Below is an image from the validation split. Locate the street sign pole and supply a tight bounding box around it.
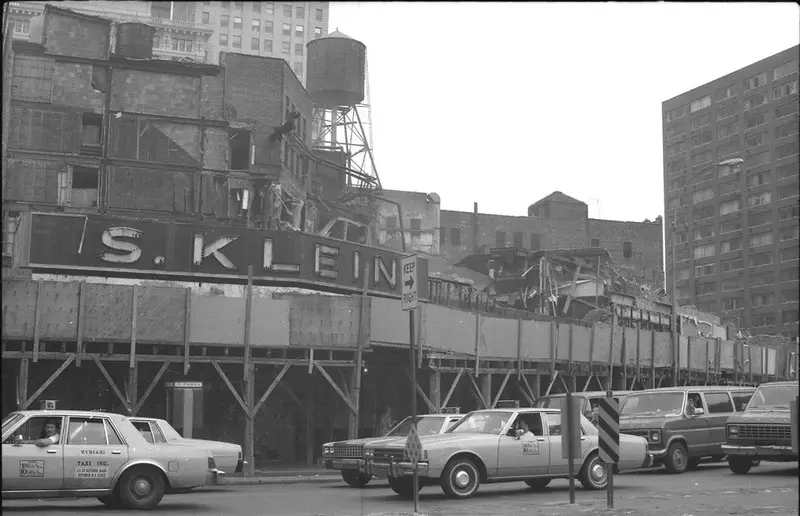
[561,391,581,504]
[598,391,620,510]
[401,255,420,513]
[566,392,575,504]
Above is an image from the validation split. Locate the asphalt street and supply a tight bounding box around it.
[3,463,798,516]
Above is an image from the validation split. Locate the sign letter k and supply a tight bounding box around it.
[193,234,239,270]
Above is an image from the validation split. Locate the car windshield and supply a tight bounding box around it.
[386,416,445,437]
[446,411,513,435]
[621,392,684,416]
[154,420,184,440]
[2,413,23,436]
[747,385,798,410]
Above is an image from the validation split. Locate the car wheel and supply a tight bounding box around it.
[117,466,166,510]
[728,457,752,475]
[388,477,421,498]
[440,457,481,499]
[97,495,123,508]
[579,452,608,490]
[341,470,372,488]
[524,478,551,490]
[664,442,689,474]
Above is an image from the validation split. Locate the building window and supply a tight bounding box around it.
[495,231,506,248]
[690,95,711,113]
[695,282,716,296]
[752,313,777,327]
[451,228,461,246]
[773,74,798,101]
[11,56,54,102]
[386,216,397,233]
[745,112,767,130]
[693,225,714,241]
[778,182,799,200]
[221,14,229,26]
[749,231,773,248]
[265,21,273,33]
[717,122,738,139]
[295,43,303,55]
[695,263,715,277]
[409,219,421,233]
[720,257,744,272]
[780,226,799,241]
[13,19,31,34]
[316,8,324,21]
[264,39,272,52]
[691,150,713,166]
[295,25,304,37]
[152,35,160,48]
[690,113,711,130]
[779,204,800,220]
[283,4,292,17]
[513,231,523,248]
[252,19,261,31]
[220,33,228,45]
[773,59,798,81]
[265,2,274,15]
[780,246,799,262]
[717,142,739,159]
[782,289,800,304]
[293,62,303,79]
[720,237,742,254]
[251,37,259,50]
[282,23,291,35]
[590,238,600,248]
[314,27,323,38]
[781,267,799,282]
[221,1,230,8]
[171,38,192,52]
[252,1,261,12]
[676,267,690,281]
[234,1,242,9]
[750,252,773,267]
[777,163,799,181]
[744,93,767,110]
[751,272,774,287]
[783,310,800,323]
[722,298,743,310]
[665,141,686,158]
[232,35,242,48]
[719,180,740,196]
[531,233,542,250]
[233,16,242,29]
[693,244,714,259]
[296,5,305,18]
[281,41,290,54]
[747,191,772,208]
[694,205,715,220]
[720,219,742,233]
[743,72,767,91]
[747,150,771,169]
[748,212,771,228]
[716,103,736,120]
[775,101,799,119]
[676,248,690,262]
[620,241,631,259]
[692,131,712,148]
[777,141,799,160]
[776,122,799,140]
[202,11,210,23]
[751,293,775,307]
[745,132,767,149]
[692,187,714,204]
[714,86,735,102]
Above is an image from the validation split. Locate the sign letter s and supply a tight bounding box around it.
[100,227,142,264]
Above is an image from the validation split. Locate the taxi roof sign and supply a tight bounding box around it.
[440,407,461,414]
[495,400,520,408]
[39,400,57,410]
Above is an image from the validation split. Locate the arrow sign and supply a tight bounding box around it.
[401,255,418,311]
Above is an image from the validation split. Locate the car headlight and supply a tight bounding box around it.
[323,445,333,456]
[649,430,661,443]
[423,449,428,461]
[728,425,739,437]
[364,449,374,458]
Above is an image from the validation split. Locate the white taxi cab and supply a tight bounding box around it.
[2,408,217,510]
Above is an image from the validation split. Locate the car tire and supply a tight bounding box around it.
[116,466,166,510]
[341,470,372,488]
[524,478,551,490]
[728,457,752,475]
[388,477,420,498]
[440,457,481,499]
[664,442,689,474]
[97,495,123,508]
[579,452,608,490]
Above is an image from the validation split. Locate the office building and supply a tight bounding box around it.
[661,45,799,338]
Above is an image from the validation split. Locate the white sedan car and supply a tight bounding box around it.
[129,417,243,476]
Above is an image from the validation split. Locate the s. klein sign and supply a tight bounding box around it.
[27,213,428,299]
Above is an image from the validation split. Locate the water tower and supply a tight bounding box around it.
[306,30,381,191]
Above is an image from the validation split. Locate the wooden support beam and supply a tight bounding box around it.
[466,372,488,409]
[544,370,559,396]
[516,376,535,405]
[134,360,172,414]
[18,359,29,410]
[516,318,523,381]
[23,354,76,410]
[314,361,357,414]
[76,282,85,367]
[336,367,351,399]
[130,285,137,369]
[491,372,512,408]
[183,288,192,375]
[441,368,464,409]
[474,312,481,377]
[251,360,296,418]
[305,379,314,465]
[210,360,249,416]
[559,373,569,393]
[32,279,43,363]
[583,373,594,392]
[279,382,304,410]
[92,355,130,412]
[349,262,370,438]
[127,360,138,415]
[416,382,437,414]
[429,370,441,413]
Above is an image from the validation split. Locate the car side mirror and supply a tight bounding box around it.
[514,429,524,440]
[14,435,23,446]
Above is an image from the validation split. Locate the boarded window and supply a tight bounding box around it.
[410,218,422,232]
[110,116,200,165]
[108,166,194,214]
[495,231,506,248]
[513,231,523,248]
[531,233,542,251]
[386,216,397,233]
[11,107,81,153]
[12,56,54,102]
[623,241,633,258]
[451,228,461,246]
[590,238,600,248]
[3,158,63,204]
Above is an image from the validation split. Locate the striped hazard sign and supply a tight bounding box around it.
[597,397,620,464]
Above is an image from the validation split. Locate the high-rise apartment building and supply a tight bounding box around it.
[662,45,799,339]
[7,1,329,84]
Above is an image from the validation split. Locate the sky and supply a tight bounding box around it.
[328,2,800,222]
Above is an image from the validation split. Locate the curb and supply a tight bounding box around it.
[221,475,343,486]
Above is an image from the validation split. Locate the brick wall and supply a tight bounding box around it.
[588,218,664,287]
[43,9,110,61]
[200,75,224,120]
[52,62,106,112]
[377,190,440,254]
[110,69,201,118]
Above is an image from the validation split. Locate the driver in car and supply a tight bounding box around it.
[28,419,60,447]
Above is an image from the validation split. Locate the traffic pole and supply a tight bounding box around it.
[606,389,614,509]
[409,307,419,513]
[566,391,575,504]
